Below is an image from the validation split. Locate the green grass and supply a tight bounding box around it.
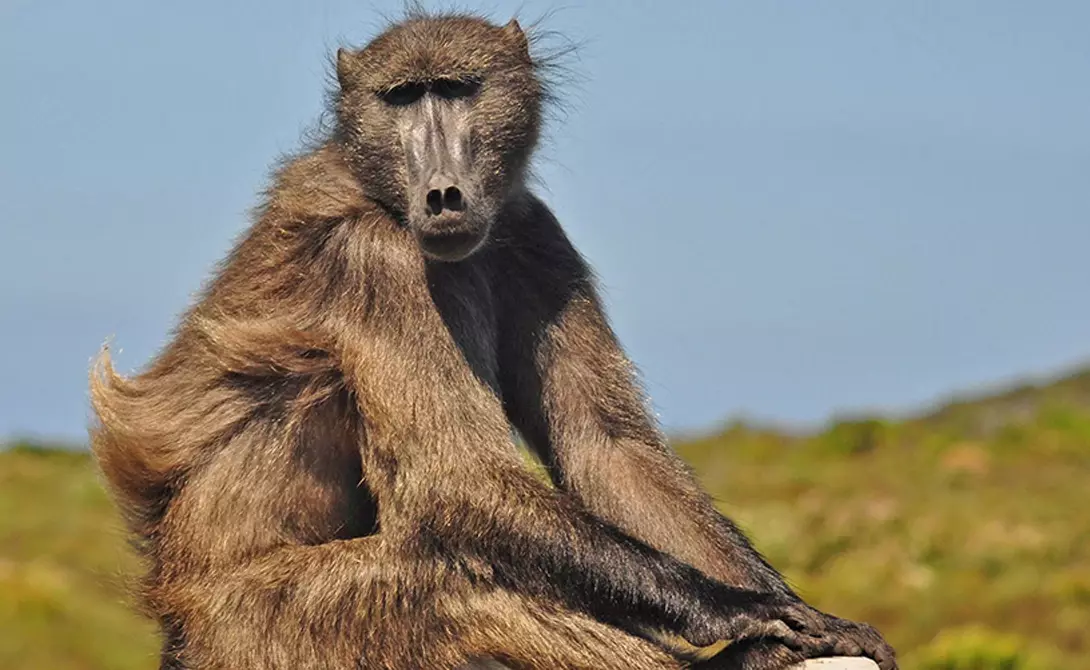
[2,368,1089,669]
[0,443,159,670]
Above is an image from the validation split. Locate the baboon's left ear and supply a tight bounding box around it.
[503,19,530,58]
[336,48,360,91]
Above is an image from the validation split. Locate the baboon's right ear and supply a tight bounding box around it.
[503,19,530,59]
[336,48,360,90]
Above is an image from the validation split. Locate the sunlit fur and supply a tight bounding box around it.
[90,9,897,670]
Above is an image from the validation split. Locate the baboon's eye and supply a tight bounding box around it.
[379,82,427,106]
[431,78,481,100]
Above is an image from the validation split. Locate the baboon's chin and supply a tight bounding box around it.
[418,228,488,262]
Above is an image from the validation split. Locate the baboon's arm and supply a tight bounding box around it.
[493,196,796,596]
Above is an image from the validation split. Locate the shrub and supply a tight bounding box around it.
[914,625,1039,670]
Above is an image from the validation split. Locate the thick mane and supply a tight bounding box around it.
[88,145,365,550]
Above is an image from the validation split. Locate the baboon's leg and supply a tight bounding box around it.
[164,536,446,669]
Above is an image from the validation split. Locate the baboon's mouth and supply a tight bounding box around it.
[418,229,485,261]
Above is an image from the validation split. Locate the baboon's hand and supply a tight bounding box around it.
[686,599,897,670]
[798,611,897,670]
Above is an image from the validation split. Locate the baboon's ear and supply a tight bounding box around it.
[503,19,530,58]
[336,48,359,90]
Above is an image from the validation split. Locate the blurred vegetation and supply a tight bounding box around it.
[0,443,157,669]
[2,368,1089,669]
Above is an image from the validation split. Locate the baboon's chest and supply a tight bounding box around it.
[425,262,500,395]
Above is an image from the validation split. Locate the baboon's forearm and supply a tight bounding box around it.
[521,301,796,596]
[557,435,796,596]
[415,475,779,648]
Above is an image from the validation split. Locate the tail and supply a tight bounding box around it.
[89,346,182,545]
[89,318,341,543]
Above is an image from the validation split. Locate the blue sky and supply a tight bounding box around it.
[2,1,1088,442]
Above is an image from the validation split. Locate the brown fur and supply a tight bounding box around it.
[90,10,896,670]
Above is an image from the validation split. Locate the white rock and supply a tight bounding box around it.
[790,658,881,670]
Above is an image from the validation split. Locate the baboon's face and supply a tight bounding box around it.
[336,17,542,262]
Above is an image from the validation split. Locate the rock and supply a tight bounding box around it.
[790,658,881,670]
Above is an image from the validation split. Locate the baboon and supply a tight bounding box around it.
[90,10,897,670]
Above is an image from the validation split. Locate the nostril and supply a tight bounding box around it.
[426,189,443,215]
[443,186,464,212]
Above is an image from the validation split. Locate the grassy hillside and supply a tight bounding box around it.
[0,445,158,669]
[2,368,1089,669]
